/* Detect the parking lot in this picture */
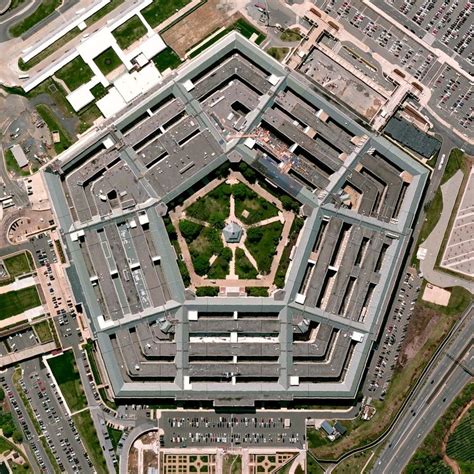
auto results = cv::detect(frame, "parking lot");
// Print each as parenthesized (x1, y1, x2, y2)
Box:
(160, 412, 306, 449)
(20, 357, 92, 472)
(366, 271, 421, 399)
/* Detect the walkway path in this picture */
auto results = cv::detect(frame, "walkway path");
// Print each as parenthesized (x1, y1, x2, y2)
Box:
(419, 170, 474, 293)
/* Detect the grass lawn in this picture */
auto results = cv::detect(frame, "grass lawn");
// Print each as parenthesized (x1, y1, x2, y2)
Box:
(152, 47, 182, 72)
(207, 248, 232, 279)
(187, 225, 224, 276)
(307, 453, 324, 474)
(441, 148, 466, 185)
(90, 83, 108, 100)
(55, 56, 94, 91)
(36, 104, 72, 154)
(141, 0, 191, 28)
(235, 248, 258, 279)
(246, 287, 268, 297)
(233, 183, 278, 225)
(32, 320, 53, 343)
(73, 410, 108, 474)
(420, 286, 472, 316)
(3, 252, 33, 278)
(274, 217, 304, 288)
(307, 428, 331, 449)
(78, 104, 103, 132)
(333, 450, 374, 473)
(196, 286, 219, 297)
(112, 15, 147, 50)
(47, 350, 87, 412)
(266, 47, 289, 61)
(94, 47, 123, 76)
(280, 28, 302, 42)
(107, 426, 123, 452)
(4, 148, 30, 176)
(84, 342, 102, 384)
(186, 183, 231, 227)
(223, 454, 242, 474)
(9, 0, 61, 37)
(0, 286, 41, 319)
(246, 221, 283, 274)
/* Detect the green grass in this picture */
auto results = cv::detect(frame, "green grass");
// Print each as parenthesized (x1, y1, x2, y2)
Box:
(189, 29, 230, 58)
(235, 248, 258, 279)
(112, 15, 147, 50)
(84, 341, 102, 384)
(107, 426, 123, 452)
(233, 183, 279, 225)
(55, 56, 94, 91)
(186, 183, 231, 227)
(196, 286, 219, 297)
(33, 320, 53, 343)
(19, 27, 81, 71)
(90, 83, 108, 100)
(207, 247, 232, 279)
(47, 350, 87, 412)
(274, 218, 304, 288)
(78, 104, 103, 132)
(446, 406, 473, 470)
(152, 47, 182, 72)
(94, 47, 123, 75)
(9, 0, 61, 37)
(266, 47, 289, 61)
(86, 0, 125, 26)
(35, 104, 72, 154)
(307, 428, 331, 449)
(246, 221, 283, 274)
(3, 252, 32, 278)
(141, 0, 191, 28)
(187, 225, 224, 276)
(73, 410, 108, 474)
(406, 383, 474, 474)
(280, 28, 302, 42)
(3, 149, 30, 176)
(246, 287, 268, 297)
(420, 286, 472, 316)
(442, 148, 466, 185)
(0, 286, 41, 319)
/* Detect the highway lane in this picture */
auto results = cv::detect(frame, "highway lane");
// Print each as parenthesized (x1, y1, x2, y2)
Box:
(372, 306, 474, 473)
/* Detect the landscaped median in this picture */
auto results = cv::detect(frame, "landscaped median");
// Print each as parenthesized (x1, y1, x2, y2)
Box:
(9, 0, 61, 37)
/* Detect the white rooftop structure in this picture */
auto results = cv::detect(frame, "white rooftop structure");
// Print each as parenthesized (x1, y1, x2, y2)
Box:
(67, 85, 95, 112)
(96, 87, 127, 118)
(10, 144, 28, 168)
(137, 33, 167, 60)
(113, 63, 161, 104)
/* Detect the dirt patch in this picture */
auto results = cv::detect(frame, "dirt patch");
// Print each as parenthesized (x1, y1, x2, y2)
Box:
(162, 0, 236, 57)
(127, 446, 139, 474)
(399, 305, 443, 364)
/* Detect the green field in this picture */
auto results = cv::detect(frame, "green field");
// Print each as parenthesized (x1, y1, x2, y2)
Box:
(267, 47, 289, 61)
(112, 15, 147, 50)
(233, 183, 278, 225)
(47, 350, 87, 412)
(3, 252, 33, 278)
(3, 148, 30, 176)
(35, 104, 72, 154)
(186, 183, 231, 227)
(196, 286, 219, 297)
(141, 0, 191, 28)
(246, 287, 268, 297)
(107, 426, 123, 452)
(280, 28, 302, 42)
(446, 407, 474, 472)
(55, 56, 94, 91)
(152, 48, 182, 72)
(73, 410, 108, 474)
(9, 0, 61, 37)
(0, 286, 41, 319)
(246, 221, 283, 274)
(94, 47, 123, 75)
(235, 248, 258, 279)
(33, 320, 53, 344)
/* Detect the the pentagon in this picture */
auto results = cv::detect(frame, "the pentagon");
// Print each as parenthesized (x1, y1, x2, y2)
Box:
(44, 33, 428, 406)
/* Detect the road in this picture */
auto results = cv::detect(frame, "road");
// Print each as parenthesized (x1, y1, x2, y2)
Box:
(372, 305, 474, 473)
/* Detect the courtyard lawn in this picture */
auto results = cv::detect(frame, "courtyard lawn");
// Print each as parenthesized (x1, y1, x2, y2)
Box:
(186, 183, 231, 227)
(0, 286, 41, 320)
(94, 48, 123, 76)
(235, 248, 258, 279)
(152, 47, 182, 72)
(207, 247, 232, 279)
(188, 226, 224, 276)
(3, 252, 33, 278)
(112, 15, 147, 50)
(280, 28, 302, 42)
(196, 286, 219, 297)
(233, 183, 279, 225)
(246, 287, 268, 297)
(47, 350, 87, 412)
(141, 0, 191, 28)
(55, 56, 94, 91)
(35, 104, 72, 154)
(32, 320, 53, 343)
(73, 410, 108, 474)
(9, 0, 61, 37)
(267, 47, 289, 61)
(246, 221, 283, 274)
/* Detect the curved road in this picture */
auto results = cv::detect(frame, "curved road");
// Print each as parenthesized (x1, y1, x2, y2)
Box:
(372, 305, 474, 473)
